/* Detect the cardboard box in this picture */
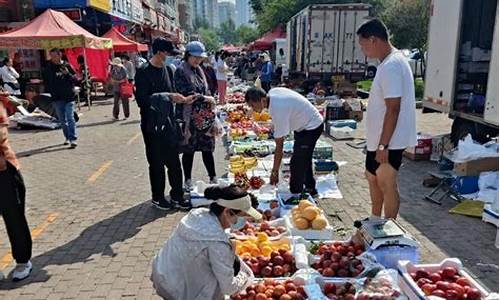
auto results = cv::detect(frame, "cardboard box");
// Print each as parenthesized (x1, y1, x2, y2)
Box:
(454, 157, 499, 176)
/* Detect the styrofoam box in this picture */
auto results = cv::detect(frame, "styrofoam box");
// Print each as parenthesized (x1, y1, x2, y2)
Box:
(397, 258, 494, 300)
(284, 212, 334, 240)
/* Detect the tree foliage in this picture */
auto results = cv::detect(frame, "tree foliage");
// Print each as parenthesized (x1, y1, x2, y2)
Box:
(217, 19, 238, 44)
(249, 0, 389, 34)
(236, 26, 260, 45)
(381, 0, 431, 51)
(198, 27, 221, 52)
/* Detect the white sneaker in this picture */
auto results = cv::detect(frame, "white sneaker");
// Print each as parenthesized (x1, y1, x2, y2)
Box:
(12, 260, 32, 282)
(209, 177, 218, 184)
(184, 179, 193, 191)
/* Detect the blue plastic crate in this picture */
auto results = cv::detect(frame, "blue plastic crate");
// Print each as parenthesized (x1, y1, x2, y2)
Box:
(367, 245, 419, 269)
(450, 176, 479, 194)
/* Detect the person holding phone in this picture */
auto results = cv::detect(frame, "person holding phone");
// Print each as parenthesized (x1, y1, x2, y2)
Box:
(174, 41, 218, 192)
(43, 48, 78, 148)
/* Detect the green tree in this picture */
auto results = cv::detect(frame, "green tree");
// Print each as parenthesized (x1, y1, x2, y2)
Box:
(217, 19, 238, 44)
(199, 28, 221, 52)
(193, 18, 210, 30)
(382, 0, 431, 75)
(236, 25, 260, 45)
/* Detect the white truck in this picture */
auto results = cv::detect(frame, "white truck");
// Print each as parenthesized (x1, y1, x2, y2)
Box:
(286, 3, 377, 82)
(423, 0, 498, 144)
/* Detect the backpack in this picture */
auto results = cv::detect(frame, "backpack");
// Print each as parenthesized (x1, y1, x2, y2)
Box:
(144, 93, 180, 142)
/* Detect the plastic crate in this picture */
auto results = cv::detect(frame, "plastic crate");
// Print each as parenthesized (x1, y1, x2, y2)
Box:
(366, 245, 419, 269)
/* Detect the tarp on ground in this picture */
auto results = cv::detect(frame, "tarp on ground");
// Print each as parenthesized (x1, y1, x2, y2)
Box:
(102, 27, 148, 52)
(0, 9, 112, 49)
(249, 27, 285, 51)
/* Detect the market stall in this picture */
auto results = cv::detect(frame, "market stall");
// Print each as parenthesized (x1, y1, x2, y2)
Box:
(248, 26, 286, 51)
(102, 27, 148, 53)
(0, 9, 113, 107)
(191, 76, 499, 300)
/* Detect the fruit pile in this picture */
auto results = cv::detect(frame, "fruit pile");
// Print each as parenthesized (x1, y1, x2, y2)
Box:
(235, 173, 250, 190)
(230, 156, 258, 174)
(231, 119, 255, 129)
(242, 249, 297, 278)
(291, 200, 328, 230)
(232, 221, 287, 238)
(230, 128, 248, 140)
(323, 282, 357, 300)
(233, 235, 290, 258)
(357, 275, 402, 300)
(310, 241, 365, 277)
(409, 267, 483, 300)
(249, 176, 265, 189)
(253, 111, 271, 122)
(227, 92, 245, 104)
(230, 279, 307, 300)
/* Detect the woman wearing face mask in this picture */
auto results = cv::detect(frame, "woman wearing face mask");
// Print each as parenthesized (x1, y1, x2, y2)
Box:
(174, 41, 218, 190)
(151, 185, 260, 300)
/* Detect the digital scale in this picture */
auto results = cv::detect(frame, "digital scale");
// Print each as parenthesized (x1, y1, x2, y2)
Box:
(358, 219, 420, 250)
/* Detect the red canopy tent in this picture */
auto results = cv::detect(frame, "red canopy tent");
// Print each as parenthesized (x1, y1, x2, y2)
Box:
(102, 27, 148, 52)
(0, 9, 112, 83)
(249, 27, 286, 51)
(222, 44, 242, 53)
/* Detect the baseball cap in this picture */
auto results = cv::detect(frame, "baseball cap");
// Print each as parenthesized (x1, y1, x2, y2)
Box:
(216, 195, 262, 220)
(186, 41, 208, 58)
(152, 37, 181, 55)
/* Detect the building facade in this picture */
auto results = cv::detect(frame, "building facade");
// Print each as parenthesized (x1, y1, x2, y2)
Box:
(235, 0, 253, 27)
(217, 0, 235, 27)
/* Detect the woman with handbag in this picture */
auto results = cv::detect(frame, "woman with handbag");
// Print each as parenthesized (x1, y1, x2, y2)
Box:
(0, 58, 21, 96)
(174, 41, 218, 191)
(109, 57, 130, 120)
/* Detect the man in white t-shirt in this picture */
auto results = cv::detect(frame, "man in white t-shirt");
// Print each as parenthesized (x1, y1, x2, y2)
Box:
(357, 19, 417, 219)
(245, 87, 324, 195)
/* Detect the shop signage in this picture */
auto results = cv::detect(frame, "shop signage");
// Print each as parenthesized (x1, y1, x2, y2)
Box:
(88, 0, 111, 13)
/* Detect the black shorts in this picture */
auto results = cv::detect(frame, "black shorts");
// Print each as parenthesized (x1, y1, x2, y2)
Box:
(365, 149, 405, 175)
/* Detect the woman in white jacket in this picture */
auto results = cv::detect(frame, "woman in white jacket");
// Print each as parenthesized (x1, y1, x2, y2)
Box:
(0, 58, 21, 96)
(151, 185, 261, 300)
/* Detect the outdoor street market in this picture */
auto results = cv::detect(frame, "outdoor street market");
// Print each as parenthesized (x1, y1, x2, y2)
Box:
(0, 0, 498, 299)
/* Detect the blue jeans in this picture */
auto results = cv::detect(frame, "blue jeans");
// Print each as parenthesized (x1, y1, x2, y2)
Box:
(53, 101, 77, 142)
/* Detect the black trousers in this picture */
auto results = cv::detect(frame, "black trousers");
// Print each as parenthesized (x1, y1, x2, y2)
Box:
(289, 124, 324, 194)
(141, 127, 184, 202)
(262, 81, 271, 92)
(182, 151, 216, 181)
(0, 162, 32, 264)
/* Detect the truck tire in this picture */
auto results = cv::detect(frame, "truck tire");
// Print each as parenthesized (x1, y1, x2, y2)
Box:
(366, 66, 377, 79)
(450, 118, 476, 146)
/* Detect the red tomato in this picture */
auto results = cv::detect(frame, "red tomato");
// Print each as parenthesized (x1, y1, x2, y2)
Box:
(456, 277, 470, 287)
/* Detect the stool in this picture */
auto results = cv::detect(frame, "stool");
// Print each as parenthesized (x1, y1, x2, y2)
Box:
(424, 171, 465, 205)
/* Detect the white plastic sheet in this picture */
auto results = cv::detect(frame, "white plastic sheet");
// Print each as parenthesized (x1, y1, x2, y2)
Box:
(456, 134, 498, 162)
(316, 174, 343, 199)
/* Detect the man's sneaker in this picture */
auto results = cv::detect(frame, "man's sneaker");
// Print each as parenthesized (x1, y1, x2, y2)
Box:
(184, 179, 193, 191)
(209, 177, 218, 185)
(63, 140, 69, 145)
(70, 141, 77, 149)
(304, 188, 319, 198)
(153, 200, 174, 211)
(174, 199, 192, 210)
(12, 261, 32, 282)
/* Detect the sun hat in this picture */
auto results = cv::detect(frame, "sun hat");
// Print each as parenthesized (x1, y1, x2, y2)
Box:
(215, 195, 262, 220)
(111, 57, 123, 66)
(186, 41, 208, 58)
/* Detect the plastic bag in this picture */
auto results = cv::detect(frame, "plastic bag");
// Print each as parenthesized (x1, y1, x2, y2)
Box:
(479, 171, 499, 190)
(355, 269, 405, 300)
(214, 116, 225, 138)
(456, 134, 498, 162)
(254, 76, 262, 88)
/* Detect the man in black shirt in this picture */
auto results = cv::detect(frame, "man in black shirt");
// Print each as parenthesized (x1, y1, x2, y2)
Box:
(43, 48, 78, 148)
(135, 38, 194, 210)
